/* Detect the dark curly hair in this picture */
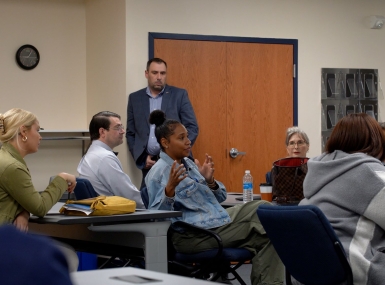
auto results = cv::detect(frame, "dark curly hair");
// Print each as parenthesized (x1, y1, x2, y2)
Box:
(149, 110, 180, 150)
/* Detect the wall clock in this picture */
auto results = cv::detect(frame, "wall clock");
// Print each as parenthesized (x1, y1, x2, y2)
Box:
(16, 44, 40, 70)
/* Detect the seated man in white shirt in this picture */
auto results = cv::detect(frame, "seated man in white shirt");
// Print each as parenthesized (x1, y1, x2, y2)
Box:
(77, 111, 145, 209)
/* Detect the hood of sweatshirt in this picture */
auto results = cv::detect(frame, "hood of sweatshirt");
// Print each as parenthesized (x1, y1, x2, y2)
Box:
(303, 150, 383, 198)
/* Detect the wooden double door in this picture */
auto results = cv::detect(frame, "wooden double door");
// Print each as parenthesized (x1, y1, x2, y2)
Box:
(153, 38, 294, 193)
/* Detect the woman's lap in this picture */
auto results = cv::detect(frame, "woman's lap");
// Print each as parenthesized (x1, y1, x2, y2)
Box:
(171, 200, 271, 254)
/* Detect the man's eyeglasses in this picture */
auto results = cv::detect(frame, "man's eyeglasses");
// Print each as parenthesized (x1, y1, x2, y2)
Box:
(109, 125, 125, 131)
(288, 140, 306, 148)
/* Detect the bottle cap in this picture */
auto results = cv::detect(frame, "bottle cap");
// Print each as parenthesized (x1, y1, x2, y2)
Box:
(245, 170, 250, 174)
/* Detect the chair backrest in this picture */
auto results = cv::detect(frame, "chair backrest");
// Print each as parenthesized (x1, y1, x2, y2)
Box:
(0, 225, 72, 285)
(257, 205, 353, 285)
(265, 171, 272, 184)
(74, 178, 98, 200)
(140, 186, 149, 209)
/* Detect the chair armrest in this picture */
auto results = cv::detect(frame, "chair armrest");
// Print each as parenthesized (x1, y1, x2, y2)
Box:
(170, 221, 223, 259)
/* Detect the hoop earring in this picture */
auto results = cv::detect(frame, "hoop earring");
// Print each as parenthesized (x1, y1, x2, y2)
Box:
(22, 136, 27, 142)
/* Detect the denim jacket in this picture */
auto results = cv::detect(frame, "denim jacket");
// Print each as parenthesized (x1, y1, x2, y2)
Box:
(145, 151, 231, 229)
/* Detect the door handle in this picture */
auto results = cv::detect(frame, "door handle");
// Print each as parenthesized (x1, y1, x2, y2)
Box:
(229, 148, 246, 158)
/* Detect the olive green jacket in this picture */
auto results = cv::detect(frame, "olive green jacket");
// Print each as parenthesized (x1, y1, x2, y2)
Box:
(0, 143, 67, 224)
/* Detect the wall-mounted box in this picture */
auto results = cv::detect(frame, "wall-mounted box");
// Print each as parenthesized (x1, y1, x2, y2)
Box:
(321, 130, 333, 151)
(345, 73, 359, 98)
(321, 68, 379, 152)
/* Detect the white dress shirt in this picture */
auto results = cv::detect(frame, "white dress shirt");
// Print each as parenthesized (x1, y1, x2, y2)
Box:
(77, 140, 145, 209)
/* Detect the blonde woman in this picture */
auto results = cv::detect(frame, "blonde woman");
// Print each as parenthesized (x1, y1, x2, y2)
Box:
(0, 108, 76, 230)
(0, 108, 79, 271)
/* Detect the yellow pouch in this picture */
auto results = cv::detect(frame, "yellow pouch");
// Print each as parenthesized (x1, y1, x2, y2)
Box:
(59, 196, 136, 216)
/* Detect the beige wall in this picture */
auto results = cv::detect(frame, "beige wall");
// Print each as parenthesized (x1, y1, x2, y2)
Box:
(0, 0, 87, 129)
(0, 0, 88, 190)
(85, 0, 138, 185)
(1, 0, 385, 190)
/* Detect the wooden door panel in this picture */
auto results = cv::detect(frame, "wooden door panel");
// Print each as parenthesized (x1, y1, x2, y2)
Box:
(154, 39, 294, 193)
(154, 39, 228, 183)
(226, 43, 293, 191)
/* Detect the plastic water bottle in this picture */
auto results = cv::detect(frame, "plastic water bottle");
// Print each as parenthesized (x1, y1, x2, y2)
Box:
(243, 170, 253, 203)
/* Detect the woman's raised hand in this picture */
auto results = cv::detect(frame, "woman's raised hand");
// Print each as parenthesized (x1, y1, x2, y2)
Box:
(165, 161, 187, 197)
(195, 153, 215, 184)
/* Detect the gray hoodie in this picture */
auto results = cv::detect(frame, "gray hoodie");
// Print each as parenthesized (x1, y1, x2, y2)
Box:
(299, 150, 385, 285)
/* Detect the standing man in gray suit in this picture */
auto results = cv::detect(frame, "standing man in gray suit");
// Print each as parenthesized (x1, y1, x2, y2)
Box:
(126, 58, 199, 190)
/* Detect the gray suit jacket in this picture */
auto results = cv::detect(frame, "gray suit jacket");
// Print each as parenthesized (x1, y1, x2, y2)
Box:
(126, 85, 199, 169)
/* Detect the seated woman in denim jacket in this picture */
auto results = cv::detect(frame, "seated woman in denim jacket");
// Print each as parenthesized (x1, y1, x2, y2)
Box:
(145, 110, 284, 285)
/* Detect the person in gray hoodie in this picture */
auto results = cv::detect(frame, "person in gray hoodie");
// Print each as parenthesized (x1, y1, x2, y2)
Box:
(299, 113, 385, 285)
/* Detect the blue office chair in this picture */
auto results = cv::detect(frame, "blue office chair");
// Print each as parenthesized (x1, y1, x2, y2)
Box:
(0, 225, 73, 285)
(64, 178, 99, 270)
(73, 178, 99, 200)
(257, 205, 353, 285)
(168, 221, 253, 284)
(141, 186, 252, 284)
(265, 171, 272, 184)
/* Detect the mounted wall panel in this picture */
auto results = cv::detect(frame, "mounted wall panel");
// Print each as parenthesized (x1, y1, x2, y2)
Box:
(321, 68, 379, 150)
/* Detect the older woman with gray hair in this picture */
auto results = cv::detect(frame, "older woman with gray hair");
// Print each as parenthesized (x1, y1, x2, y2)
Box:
(285, 126, 310, 158)
(266, 126, 310, 184)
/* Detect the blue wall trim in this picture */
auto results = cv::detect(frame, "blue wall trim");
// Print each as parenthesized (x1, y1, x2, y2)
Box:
(148, 32, 298, 126)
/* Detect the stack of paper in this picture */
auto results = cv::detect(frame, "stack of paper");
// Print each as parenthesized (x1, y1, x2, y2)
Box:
(62, 203, 94, 215)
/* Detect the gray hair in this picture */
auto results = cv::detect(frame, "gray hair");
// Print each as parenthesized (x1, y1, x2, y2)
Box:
(285, 126, 309, 146)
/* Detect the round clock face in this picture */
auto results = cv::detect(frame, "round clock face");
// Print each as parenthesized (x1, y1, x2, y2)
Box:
(16, 45, 40, 70)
